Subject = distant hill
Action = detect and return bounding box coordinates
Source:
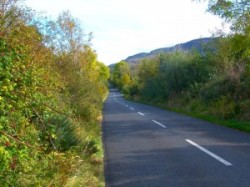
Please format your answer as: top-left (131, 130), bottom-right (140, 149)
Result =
top-left (124, 37), bottom-right (216, 65)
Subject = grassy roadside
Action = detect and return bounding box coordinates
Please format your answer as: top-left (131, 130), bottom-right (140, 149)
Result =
top-left (64, 116), bottom-right (105, 187)
top-left (129, 97), bottom-right (250, 133)
top-left (171, 108), bottom-right (250, 133)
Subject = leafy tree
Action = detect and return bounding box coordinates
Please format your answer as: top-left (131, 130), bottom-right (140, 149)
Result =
top-left (195, 0), bottom-right (250, 32)
top-left (197, 1), bottom-right (249, 81)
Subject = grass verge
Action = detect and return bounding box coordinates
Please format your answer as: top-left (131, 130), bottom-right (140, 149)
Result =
top-left (130, 97), bottom-right (250, 133)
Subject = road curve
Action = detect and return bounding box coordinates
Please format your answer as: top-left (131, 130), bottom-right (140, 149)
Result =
top-left (102, 89), bottom-right (250, 187)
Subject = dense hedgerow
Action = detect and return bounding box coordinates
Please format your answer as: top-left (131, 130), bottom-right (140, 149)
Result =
top-left (0, 0), bottom-right (109, 186)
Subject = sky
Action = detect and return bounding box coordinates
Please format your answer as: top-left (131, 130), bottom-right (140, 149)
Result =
top-left (25, 0), bottom-right (227, 65)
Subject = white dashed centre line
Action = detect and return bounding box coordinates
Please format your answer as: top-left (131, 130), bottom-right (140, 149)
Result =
top-left (152, 120), bottom-right (166, 128)
top-left (185, 139), bottom-right (232, 166)
top-left (130, 107), bottom-right (135, 111)
top-left (137, 112), bottom-right (145, 116)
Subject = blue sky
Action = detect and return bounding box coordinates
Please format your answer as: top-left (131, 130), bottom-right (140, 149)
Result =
top-left (25, 0), bottom-right (227, 65)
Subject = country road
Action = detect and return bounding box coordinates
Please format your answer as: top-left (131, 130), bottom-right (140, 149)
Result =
top-left (102, 89), bottom-right (250, 187)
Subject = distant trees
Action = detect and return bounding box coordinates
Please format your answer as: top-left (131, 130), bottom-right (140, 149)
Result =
top-left (119, 51), bottom-right (211, 101)
top-left (110, 61), bottom-right (131, 89)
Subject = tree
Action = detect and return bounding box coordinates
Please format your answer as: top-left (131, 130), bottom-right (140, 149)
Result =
top-left (195, 0), bottom-right (249, 73)
top-left (111, 61), bottom-right (131, 89)
top-left (195, 0), bottom-right (250, 32)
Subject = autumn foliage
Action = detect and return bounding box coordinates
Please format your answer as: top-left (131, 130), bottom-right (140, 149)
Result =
top-left (0, 0), bottom-right (109, 186)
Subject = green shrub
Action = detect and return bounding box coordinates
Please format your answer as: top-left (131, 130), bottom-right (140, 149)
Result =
top-left (47, 117), bottom-right (80, 151)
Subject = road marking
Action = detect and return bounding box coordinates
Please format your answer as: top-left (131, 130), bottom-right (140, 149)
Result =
top-left (125, 105), bottom-right (129, 107)
top-left (152, 120), bottom-right (166, 128)
top-left (130, 107), bottom-right (135, 111)
top-left (185, 139), bottom-right (232, 166)
top-left (137, 112), bottom-right (145, 116)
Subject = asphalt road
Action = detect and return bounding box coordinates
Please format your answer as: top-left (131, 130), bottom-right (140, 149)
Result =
top-left (102, 89), bottom-right (250, 187)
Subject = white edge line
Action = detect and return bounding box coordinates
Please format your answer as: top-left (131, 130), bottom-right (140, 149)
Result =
top-left (152, 120), bottom-right (166, 128)
top-left (137, 112), bottom-right (145, 116)
top-left (185, 139), bottom-right (232, 166)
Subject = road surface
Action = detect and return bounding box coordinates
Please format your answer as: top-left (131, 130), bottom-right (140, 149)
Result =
top-left (102, 89), bottom-right (250, 187)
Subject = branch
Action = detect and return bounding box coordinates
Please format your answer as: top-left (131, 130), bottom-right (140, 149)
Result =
top-left (0, 130), bottom-right (42, 151)
top-left (32, 108), bottom-right (58, 151)
top-left (43, 103), bottom-right (76, 119)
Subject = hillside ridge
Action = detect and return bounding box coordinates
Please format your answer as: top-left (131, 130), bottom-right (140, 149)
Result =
top-left (124, 37), bottom-right (215, 65)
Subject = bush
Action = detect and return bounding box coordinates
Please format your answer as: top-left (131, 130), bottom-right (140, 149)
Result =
top-left (47, 117), bottom-right (80, 151)
top-left (210, 96), bottom-right (237, 119)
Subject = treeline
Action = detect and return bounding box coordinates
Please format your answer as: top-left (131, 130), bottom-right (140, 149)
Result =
top-left (111, 0), bottom-right (250, 129)
top-left (0, 0), bottom-right (109, 186)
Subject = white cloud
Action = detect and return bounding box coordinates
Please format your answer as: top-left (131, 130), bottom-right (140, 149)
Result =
top-left (25, 0), bottom-right (227, 65)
